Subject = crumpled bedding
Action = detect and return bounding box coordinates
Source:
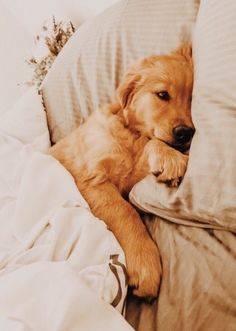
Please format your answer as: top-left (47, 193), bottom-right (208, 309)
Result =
top-left (0, 88), bottom-right (133, 331)
top-left (126, 212), bottom-right (236, 331)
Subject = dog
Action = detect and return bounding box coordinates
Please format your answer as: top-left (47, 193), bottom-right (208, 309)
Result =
top-left (49, 44), bottom-right (194, 298)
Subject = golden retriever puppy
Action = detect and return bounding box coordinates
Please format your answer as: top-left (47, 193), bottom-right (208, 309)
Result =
top-left (49, 44), bottom-right (194, 298)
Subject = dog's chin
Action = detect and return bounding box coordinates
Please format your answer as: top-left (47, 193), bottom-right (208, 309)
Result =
top-left (156, 137), bottom-right (190, 154)
top-left (155, 135), bottom-right (190, 154)
top-left (170, 142), bottom-right (190, 154)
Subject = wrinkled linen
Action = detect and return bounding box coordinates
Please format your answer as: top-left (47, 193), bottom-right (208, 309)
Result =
top-left (126, 213), bottom-right (236, 331)
top-left (0, 88), bottom-right (133, 331)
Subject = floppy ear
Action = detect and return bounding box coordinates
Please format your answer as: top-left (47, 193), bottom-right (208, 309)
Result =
top-left (172, 43), bottom-right (192, 61)
top-left (116, 71), bottom-right (141, 109)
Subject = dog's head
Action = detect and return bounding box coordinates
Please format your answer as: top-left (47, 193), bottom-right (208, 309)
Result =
top-left (117, 44), bottom-right (194, 151)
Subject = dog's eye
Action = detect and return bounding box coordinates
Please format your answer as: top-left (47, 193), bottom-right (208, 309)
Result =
top-left (156, 91), bottom-right (170, 101)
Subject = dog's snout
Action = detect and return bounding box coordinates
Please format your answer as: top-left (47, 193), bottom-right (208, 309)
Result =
top-left (173, 126), bottom-right (195, 144)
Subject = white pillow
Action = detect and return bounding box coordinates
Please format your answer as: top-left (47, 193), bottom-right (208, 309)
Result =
top-left (0, 3), bottom-right (32, 113)
top-left (1, 0), bottom-right (92, 33)
top-left (130, 0), bottom-right (236, 232)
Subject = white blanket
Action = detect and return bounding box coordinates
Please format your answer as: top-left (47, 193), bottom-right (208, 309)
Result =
top-left (0, 88), bottom-right (133, 331)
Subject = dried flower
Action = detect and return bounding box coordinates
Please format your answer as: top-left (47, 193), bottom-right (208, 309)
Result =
top-left (25, 16), bottom-right (75, 90)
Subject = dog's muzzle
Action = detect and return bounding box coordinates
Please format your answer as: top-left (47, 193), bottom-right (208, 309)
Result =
top-left (173, 125), bottom-right (195, 144)
top-left (171, 125), bottom-right (195, 152)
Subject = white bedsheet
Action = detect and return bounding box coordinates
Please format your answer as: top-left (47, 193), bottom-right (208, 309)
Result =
top-left (0, 88), bottom-right (133, 331)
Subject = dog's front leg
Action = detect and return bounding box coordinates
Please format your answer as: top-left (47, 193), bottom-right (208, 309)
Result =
top-left (80, 181), bottom-right (162, 298)
top-left (126, 138), bottom-right (188, 190)
top-left (147, 139), bottom-right (189, 186)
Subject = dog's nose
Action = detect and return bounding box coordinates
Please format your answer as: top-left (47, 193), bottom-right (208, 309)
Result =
top-left (173, 126), bottom-right (195, 144)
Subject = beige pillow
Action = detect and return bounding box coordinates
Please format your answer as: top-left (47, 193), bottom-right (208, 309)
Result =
top-left (130, 0), bottom-right (236, 232)
top-left (42, 0), bottom-right (199, 143)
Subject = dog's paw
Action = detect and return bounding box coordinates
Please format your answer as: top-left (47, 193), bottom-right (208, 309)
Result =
top-left (149, 145), bottom-right (188, 187)
top-left (126, 237), bottom-right (162, 298)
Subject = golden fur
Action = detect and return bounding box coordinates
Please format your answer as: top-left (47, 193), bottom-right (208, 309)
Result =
top-left (49, 44), bottom-right (194, 298)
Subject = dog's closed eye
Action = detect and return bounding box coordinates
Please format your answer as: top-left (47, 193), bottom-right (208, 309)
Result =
top-left (156, 91), bottom-right (171, 101)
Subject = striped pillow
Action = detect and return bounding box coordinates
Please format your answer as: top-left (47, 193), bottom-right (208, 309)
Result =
top-left (130, 0), bottom-right (236, 231)
top-left (42, 0), bottom-right (199, 143)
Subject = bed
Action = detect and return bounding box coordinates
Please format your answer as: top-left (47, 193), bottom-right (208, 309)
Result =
top-left (1, 0), bottom-right (236, 330)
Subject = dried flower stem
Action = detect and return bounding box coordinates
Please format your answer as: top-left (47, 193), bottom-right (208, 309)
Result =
top-left (26, 16), bottom-right (75, 89)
